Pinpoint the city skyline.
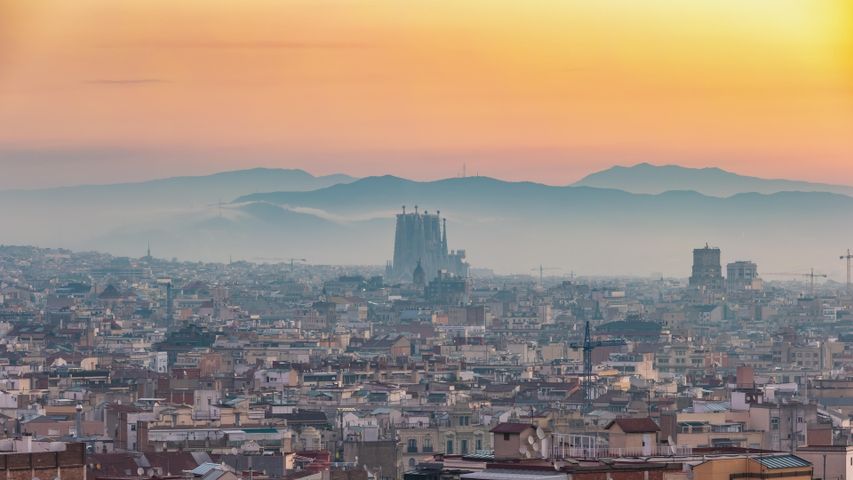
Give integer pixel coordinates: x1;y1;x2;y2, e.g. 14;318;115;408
3;2;853;475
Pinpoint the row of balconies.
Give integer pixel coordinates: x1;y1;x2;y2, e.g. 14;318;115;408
406;445;434;453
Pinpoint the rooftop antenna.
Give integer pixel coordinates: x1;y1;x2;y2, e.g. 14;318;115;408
463;163;467;178
414;205;418;214
402;205;406;214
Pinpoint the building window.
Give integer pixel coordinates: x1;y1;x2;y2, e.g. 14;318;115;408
446;440;454;454
461;439;468;455
423;437;433;452
504;433;510;441
770;417;780;430
407;439;417;453
476;438;483;451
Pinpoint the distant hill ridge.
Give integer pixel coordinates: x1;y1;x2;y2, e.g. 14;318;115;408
572;162;853;197
1;163;852;276
0;167;356;195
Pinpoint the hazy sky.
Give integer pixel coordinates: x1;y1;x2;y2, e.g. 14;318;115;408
1;0;851;189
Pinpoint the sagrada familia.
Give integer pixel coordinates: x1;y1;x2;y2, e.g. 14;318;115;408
386;206;469;284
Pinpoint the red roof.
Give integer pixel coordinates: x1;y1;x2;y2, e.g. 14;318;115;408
605;417;661;433
143;452;201;474
490;423;535;434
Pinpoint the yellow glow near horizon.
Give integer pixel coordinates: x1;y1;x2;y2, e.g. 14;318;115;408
0;0;850;186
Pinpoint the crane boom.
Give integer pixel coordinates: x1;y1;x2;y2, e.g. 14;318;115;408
531;265;561;284
569;320;627;412
764;269;827;297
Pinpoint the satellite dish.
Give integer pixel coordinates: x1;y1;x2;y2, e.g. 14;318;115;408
536;427;546;440
518;446;528;455
528;436;535;445
137;467;145;476
523;450;532;459
531;442;540;452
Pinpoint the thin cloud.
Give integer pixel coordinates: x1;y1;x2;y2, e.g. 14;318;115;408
185;41;368;49
85;78;169;85
99;41;368;50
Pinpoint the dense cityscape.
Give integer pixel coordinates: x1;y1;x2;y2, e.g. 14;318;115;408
3;1;851;479
0;208;851;480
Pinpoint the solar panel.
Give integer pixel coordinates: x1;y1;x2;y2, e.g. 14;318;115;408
756;455;811;470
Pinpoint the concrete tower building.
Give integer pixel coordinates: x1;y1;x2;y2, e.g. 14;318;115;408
689;244;724;290
727;260;762;292
389;207;468;283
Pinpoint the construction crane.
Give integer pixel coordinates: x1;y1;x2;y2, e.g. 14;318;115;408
569;320;627;412
206;199;225;217
841;249;852;295
287;258;307;274
531;265;561;285
764;269;828;298
252;257;307;273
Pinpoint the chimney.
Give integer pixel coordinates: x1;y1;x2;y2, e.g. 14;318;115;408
75;404;83;439
22;432;32;453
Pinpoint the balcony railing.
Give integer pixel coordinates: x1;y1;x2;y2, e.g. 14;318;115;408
553;446;693;459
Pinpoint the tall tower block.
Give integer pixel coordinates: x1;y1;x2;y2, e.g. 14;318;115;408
689;244;724;290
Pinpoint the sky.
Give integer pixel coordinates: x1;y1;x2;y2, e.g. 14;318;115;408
0;0;851;189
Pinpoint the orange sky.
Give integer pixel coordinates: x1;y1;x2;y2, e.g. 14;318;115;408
0;0;851;188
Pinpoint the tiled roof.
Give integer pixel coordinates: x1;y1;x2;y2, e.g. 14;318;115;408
605;417;660;433
143;451;201;474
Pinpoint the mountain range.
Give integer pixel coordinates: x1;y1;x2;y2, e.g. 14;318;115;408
1;163;851;277
0;167;354;205
573;163;853;197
